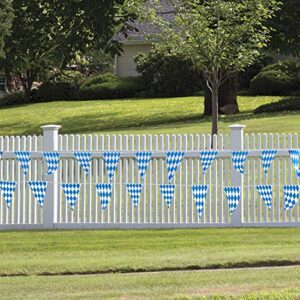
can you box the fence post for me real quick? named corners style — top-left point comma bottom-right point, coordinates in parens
top-left (229, 124), bottom-right (246, 226)
top-left (41, 125), bottom-right (61, 229)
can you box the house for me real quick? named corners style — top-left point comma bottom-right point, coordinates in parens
top-left (115, 0), bottom-right (174, 77)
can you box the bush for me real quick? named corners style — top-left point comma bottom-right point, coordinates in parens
top-left (249, 60), bottom-right (300, 95)
top-left (78, 73), bottom-right (141, 100)
top-left (135, 49), bottom-right (201, 97)
top-left (254, 97), bottom-right (300, 114)
top-left (0, 91), bottom-right (27, 107)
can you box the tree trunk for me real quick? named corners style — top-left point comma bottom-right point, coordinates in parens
top-left (19, 70), bottom-right (36, 101)
top-left (204, 75), bottom-right (239, 115)
top-left (211, 85), bottom-right (218, 136)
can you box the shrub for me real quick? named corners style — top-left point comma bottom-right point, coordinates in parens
top-left (254, 97), bottom-right (300, 114)
top-left (0, 91), bottom-right (27, 107)
top-left (249, 60), bottom-right (300, 95)
top-left (135, 49), bottom-right (201, 97)
top-left (78, 73), bottom-right (141, 100)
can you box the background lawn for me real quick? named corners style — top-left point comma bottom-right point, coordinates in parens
top-left (1, 96), bottom-right (297, 136)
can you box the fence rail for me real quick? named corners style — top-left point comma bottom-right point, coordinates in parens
top-left (0, 124), bottom-right (298, 230)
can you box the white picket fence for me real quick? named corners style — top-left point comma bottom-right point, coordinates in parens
top-left (0, 124), bottom-right (299, 230)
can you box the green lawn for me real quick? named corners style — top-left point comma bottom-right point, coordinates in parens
top-left (0, 228), bottom-right (299, 299)
top-left (1, 95), bottom-right (297, 136)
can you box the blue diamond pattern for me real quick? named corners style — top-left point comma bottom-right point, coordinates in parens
top-left (166, 151), bottom-right (185, 182)
top-left (224, 186), bottom-right (241, 215)
top-left (15, 151), bottom-right (31, 175)
top-left (256, 185), bottom-right (273, 209)
top-left (43, 152), bottom-right (60, 175)
top-left (199, 151), bottom-right (218, 174)
top-left (283, 185), bottom-right (299, 211)
top-left (135, 152), bottom-right (152, 180)
top-left (96, 183), bottom-right (112, 210)
top-left (61, 183), bottom-right (81, 210)
top-left (126, 183), bottom-right (143, 206)
top-left (0, 181), bottom-right (16, 208)
top-left (74, 152), bottom-right (92, 175)
top-left (288, 149), bottom-right (300, 178)
top-left (191, 185), bottom-right (208, 217)
top-left (261, 150), bottom-right (277, 175)
top-left (231, 151), bottom-right (248, 174)
top-left (160, 184), bottom-right (176, 208)
top-left (28, 181), bottom-right (48, 208)
top-left (103, 152), bottom-right (121, 182)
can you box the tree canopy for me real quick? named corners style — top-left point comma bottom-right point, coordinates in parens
top-left (0, 0), bottom-right (13, 59)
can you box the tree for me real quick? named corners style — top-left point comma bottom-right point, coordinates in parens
top-left (0, 0), bottom-right (13, 59)
top-left (269, 0), bottom-right (300, 56)
top-left (142, 0), bottom-right (279, 135)
top-left (0, 0), bottom-right (137, 99)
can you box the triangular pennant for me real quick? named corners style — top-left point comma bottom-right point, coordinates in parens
top-left (0, 151), bottom-right (3, 159)
top-left (43, 152), bottom-right (60, 175)
top-left (15, 151), bottom-right (31, 175)
top-left (283, 185), bottom-right (299, 211)
top-left (288, 149), bottom-right (300, 178)
top-left (191, 185), bottom-right (208, 217)
top-left (261, 150), bottom-right (277, 175)
top-left (61, 183), bottom-right (81, 210)
top-left (135, 152), bottom-right (152, 180)
top-left (256, 185), bottom-right (273, 209)
top-left (96, 183), bottom-right (112, 210)
top-left (160, 184), bottom-right (176, 208)
top-left (28, 181), bottom-right (48, 208)
top-left (199, 151), bottom-right (218, 174)
top-left (166, 151), bottom-right (185, 182)
top-left (126, 183), bottom-right (143, 206)
top-left (74, 152), bottom-right (92, 176)
top-left (0, 181), bottom-right (16, 208)
top-left (231, 151), bottom-right (248, 174)
top-left (224, 186), bottom-right (241, 215)
top-left (103, 152), bottom-right (121, 182)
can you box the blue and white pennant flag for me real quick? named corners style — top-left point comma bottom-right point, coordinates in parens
top-left (256, 185), bottom-right (273, 209)
top-left (103, 152), bottom-right (121, 182)
top-left (43, 152), bottom-right (60, 175)
top-left (0, 181), bottom-right (16, 208)
top-left (61, 183), bottom-right (81, 210)
top-left (191, 185), bottom-right (208, 217)
top-left (15, 151), bottom-right (31, 175)
top-left (288, 149), bottom-right (300, 178)
top-left (166, 151), bottom-right (185, 182)
top-left (231, 151), bottom-right (248, 174)
top-left (96, 183), bottom-right (112, 210)
top-left (283, 185), bottom-right (299, 211)
top-left (261, 150), bottom-right (277, 175)
top-left (135, 152), bottom-right (152, 180)
top-left (224, 186), bottom-right (241, 214)
top-left (28, 181), bottom-right (48, 208)
top-left (199, 151), bottom-right (218, 174)
top-left (74, 152), bottom-right (92, 176)
top-left (160, 184), bottom-right (176, 208)
top-left (126, 183), bottom-right (143, 206)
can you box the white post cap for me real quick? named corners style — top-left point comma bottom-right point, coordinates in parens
top-left (228, 124), bottom-right (246, 130)
top-left (41, 125), bottom-right (61, 131)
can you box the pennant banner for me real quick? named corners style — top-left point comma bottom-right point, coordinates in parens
top-left (0, 151), bottom-right (3, 159)
top-left (256, 185), bottom-right (272, 210)
top-left (135, 152), bottom-right (152, 180)
top-left (103, 152), bottom-right (121, 182)
top-left (96, 183), bottom-right (112, 210)
top-left (43, 152), bottom-right (60, 176)
top-left (166, 151), bottom-right (185, 182)
top-left (28, 181), bottom-right (48, 208)
top-left (288, 149), bottom-right (300, 178)
top-left (200, 151), bottom-right (218, 174)
top-left (224, 186), bottom-right (241, 214)
top-left (74, 152), bottom-right (92, 176)
top-left (231, 151), bottom-right (248, 174)
top-left (126, 183), bottom-right (143, 206)
top-left (0, 181), bottom-right (16, 208)
top-left (61, 183), bottom-right (81, 210)
top-left (283, 185), bottom-right (299, 211)
top-left (191, 185), bottom-right (208, 217)
top-left (15, 151), bottom-right (31, 175)
top-left (261, 150), bottom-right (277, 175)
top-left (160, 184), bottom-right (176, 208)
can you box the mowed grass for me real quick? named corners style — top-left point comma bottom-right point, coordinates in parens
top-left (0, 266), bottom-right (300, 299)
top-left (1, 95), bottom-right (298, 136)
top-left (0, 228), bottom-right (299, 276)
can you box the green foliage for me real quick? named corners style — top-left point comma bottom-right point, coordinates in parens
top-left (79, 73), bottom-right (141, 100)
top-left (48, 71), bottom-right (85, 85)
top-left (254, 97), bottom-right (300, 114)
top-left (0, 0), bottom-right (13, 59)
top-left (0, 91), bottom-right (26, 107)
top-left (249, 60), bottom-right (300, 95)
top-left (135, 49), bottom-right (201, 97)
